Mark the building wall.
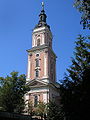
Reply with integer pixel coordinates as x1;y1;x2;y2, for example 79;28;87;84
27;49;49;81
25;85;60;106
49;86;60;101
32;26;52;48
48;50;56;83
25;86;49;107
26;25;59;108
27;48;56;83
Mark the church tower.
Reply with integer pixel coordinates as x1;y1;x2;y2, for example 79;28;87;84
25;3;60;108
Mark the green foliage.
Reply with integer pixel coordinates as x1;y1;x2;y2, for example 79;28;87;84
0;71;30;113
60;35;90;120
74;0;90;29
27;100;34;116
34;101;46;119
47;101;64;120
68;35;90;82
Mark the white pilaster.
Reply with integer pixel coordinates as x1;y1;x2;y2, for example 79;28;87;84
43;93;47;103
32;35;36;47
44;54;47;77
42;33;45;45
27;56;31;79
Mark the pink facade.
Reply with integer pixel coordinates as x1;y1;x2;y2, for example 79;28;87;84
27;47;56;83
25;3;60;113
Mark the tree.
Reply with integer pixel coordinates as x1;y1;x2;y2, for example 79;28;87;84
27;100;34;116
60;35;90;120
74;0;90;29
47;101;64;120
0;71;30;113
34;101;46;119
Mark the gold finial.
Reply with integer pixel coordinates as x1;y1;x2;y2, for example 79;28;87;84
42;2;44;10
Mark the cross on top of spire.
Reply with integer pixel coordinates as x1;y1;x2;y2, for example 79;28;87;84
42;2;44;10
34;2;50;29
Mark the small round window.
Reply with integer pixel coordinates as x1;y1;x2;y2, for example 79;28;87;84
36;54;39;57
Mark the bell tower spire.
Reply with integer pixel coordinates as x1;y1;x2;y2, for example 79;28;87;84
39;2;47;23
35;2;50;29
25;3;60;111
27;2;56;83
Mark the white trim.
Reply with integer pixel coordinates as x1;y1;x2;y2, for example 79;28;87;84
44;54;47;77
33;27;45;33
27;56;31;79
43;93;47;103
42;79;49;83
32;35;35;47
28;78;48;85
28;87;49;94
41;33;44;45
35;53;40;57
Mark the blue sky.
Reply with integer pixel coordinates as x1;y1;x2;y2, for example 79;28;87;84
0;0;89;81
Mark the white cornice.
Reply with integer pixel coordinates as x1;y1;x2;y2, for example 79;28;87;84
33;27;46;33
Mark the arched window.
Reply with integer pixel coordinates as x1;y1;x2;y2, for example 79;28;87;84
36;59;39;67
37;39;40;46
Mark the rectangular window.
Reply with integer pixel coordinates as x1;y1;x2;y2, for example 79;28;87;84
36;59;39;67
37;39;40;46
35;69;39;77
34;95;38;107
